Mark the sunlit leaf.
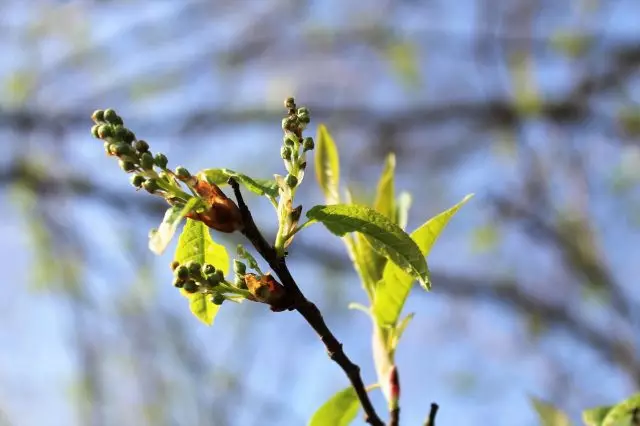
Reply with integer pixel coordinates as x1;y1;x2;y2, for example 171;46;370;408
198;168;278;197
307;204;428;287
602;393;640;426
308;385;378;426
395;192;412;230
582;405;613;426
149;198;201;255
174;219;230;325
373;194;473;326
374;153;396;220
315;124;340;204
530;397;573;426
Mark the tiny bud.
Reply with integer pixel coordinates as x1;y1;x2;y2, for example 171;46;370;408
119;159;136;173
103;109;119;124
134;140;149;153
91;110;105;124
297;107;309;116
282;117;296;131
233;260;246;275
183;280;198;294
284;97;295;109
213;270;224;282
285;174;298;188
130;174;146;189
103;141;112;155
302;137;314;151
154;153;168;169
300;161;307;171
283;135;296;147
175;166;191;179
207;274;221;287
203;264;216;276
114;126;129;141
91;124;101;138
211;294;225;305
280;146;292;161
175;265;189;280
123;129;136;144
139;152;154;170
143;178;159;193
170;261;180;271
113;142;135;157
97;124;114;139
187;261;202;276
298;114;310;124
172;277;184;288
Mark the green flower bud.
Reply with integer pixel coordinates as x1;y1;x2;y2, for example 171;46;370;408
119;159;136;173
284;97;295;109
298;114;310;125
139;152;154;170
280;146;292;161
183;280;198;294
297;107;309;116
283;134;296;147
97;124;114;139
114;126;129;141
91;110;105;124
170;261;180;271
175;166;191;179
130;174;146;189
234;275;247;289
134;140;149;153
213;269;224;283
282;117;297;131
203;264;216;276
154;153;168;169
300;161;307;171
143;178;159;193
207;274;221;287
103;109;119;124
103;141;112;155
211;294;225;305
113;142;135;157
187;261;202;276
302;137;314;151
123;129;136;144
233;260;246;275
91;124;101;139
285;174;298;188
172;277;184;288
175;265;189;280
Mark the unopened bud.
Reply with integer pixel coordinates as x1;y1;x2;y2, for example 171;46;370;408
97;124;114;139
280;146;292;161
143;178;159;193
282;117;296;131
134;140;149;153
154;153;168;169
175;166;191;179
123;129;136;144
211;294;225;305
183;280;198;294
283;134;296;147
285;174;298;188
175;265;189;281
91;110;105;124
139;152;154;170
203;263;216;276
113;143;135;157
284;97;295;109
119;159;136;173
114;126;129;141
303;137;314;151
170;261;180;271
213;270;224;282
172;277;184;288
130;174;145;189
187;261;201;276
91;124;101;138
103;109;119;124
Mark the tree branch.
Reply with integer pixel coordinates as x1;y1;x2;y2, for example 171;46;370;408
424;403;439;426
228;178;384;426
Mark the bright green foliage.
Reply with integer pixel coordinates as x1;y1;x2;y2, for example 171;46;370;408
373;194;474;326
174;219;230;325
601;393;640;426
199;168;278;197
395;192;412;230
307;204;428;287
315;124;340;204
374;153;396;220
582;406;613;426
531;397;573;426
308;386;362;426
148;198;201;255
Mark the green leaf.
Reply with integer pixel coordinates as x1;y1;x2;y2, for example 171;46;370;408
236;244;263;275
149;198;201;255
199;168;278;197
373;194;473;326
374;153;396;220
530;397;573;426
307;204;428;286
395;192;412;230
389;313;414;353
582;406;613;426
174;219;230;325
315;124;340;204
307;386;360;426
602;393;640;426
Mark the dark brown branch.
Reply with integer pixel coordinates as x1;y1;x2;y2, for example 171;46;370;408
228;178;384;426
389;408;399;426
424;403;439;426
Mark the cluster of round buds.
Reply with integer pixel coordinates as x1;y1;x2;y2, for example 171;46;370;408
90;108;172;194
171;260;226;304
233;260;248;290
279;97;314;190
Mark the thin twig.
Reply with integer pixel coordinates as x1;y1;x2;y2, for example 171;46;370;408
424;403;439;426
229;178;384;426
389;408;399;426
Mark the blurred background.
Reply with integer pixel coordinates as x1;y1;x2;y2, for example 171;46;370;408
1;1;639;425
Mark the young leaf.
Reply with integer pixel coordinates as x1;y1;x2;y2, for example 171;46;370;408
389;313;414;353
308;385;380;426
174;219;230;325
198;168;279;197
374;153;396;220
373;194;473;326
530;397;573;426
307;204;428;287
601;393;640;426
315;124;340;204
395;192;412;230
149;198;201;255
372;325;394;405
582;406;613;426
237;244;263;275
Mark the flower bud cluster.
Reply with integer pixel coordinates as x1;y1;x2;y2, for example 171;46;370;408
280;97;314;190
170;260;251;305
